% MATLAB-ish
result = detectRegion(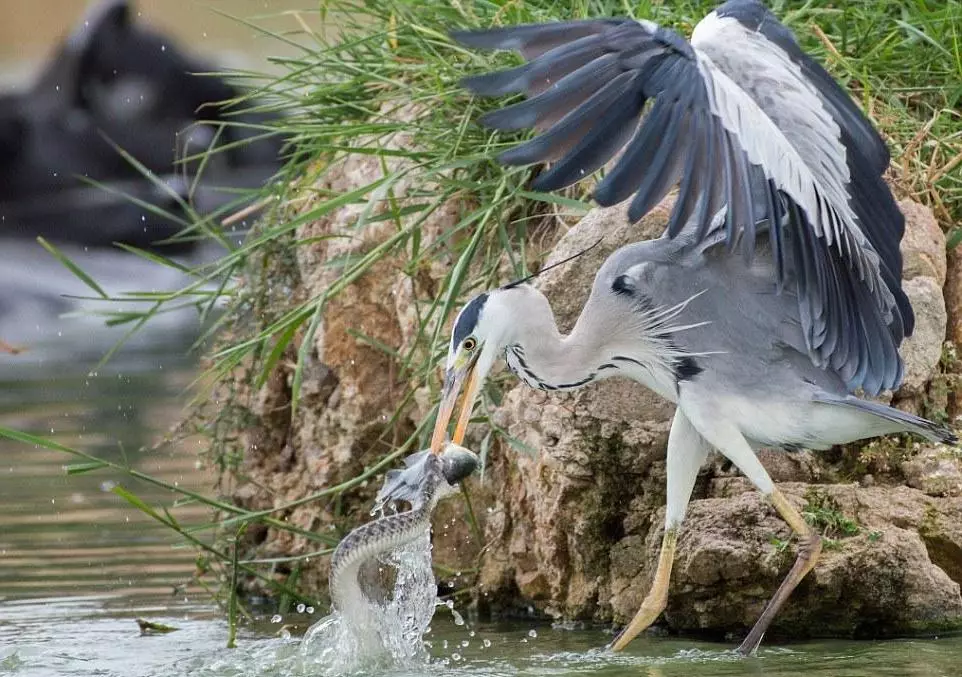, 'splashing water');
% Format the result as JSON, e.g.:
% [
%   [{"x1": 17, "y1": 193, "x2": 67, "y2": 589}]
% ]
[
  {"x1": 293, "y1": 528, "x2": 437, "y2": 675},
  {"x1": 197, "y1": 446, "x2": 481, "y2": 676}
]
